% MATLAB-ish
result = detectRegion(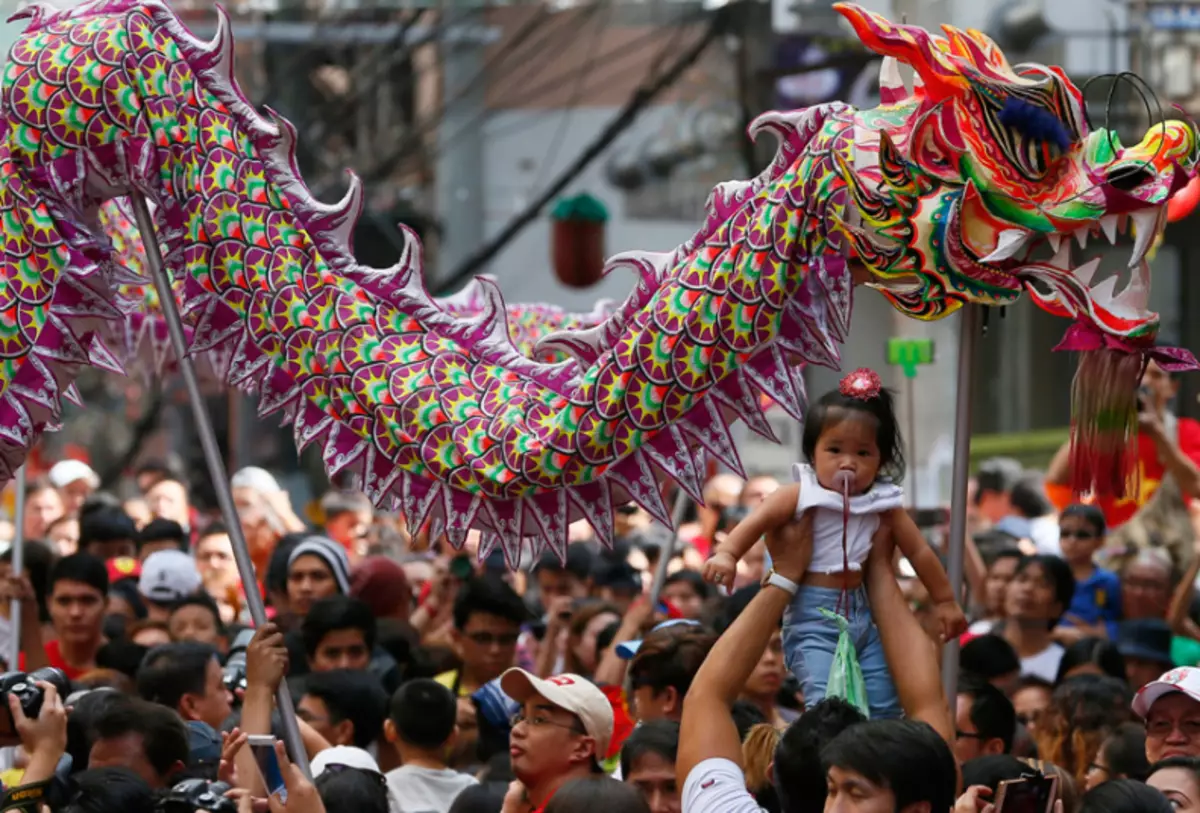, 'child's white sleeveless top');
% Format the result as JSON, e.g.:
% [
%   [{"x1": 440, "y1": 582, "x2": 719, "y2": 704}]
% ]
[{"x1": 792, "y1": 463, "x2": 906, "y2": 574}]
